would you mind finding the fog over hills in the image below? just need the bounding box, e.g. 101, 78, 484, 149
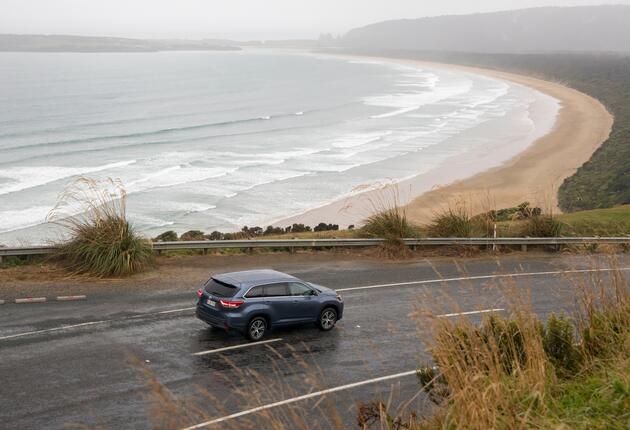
0, 34, 241, 52
341, 5, 630, 53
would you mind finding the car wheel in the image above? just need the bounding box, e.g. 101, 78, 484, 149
247, 317, 267, 341
318, 308, 337, 331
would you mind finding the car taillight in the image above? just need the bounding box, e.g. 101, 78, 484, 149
219, 299, 244, 309
196, 289, 203, 298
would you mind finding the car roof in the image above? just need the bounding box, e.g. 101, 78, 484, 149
212, 269, 299, 288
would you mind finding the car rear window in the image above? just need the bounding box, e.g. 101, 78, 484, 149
204, 279, 238, 298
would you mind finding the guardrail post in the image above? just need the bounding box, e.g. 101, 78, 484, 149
521, 244, 528, 252
0, 255, 3, 264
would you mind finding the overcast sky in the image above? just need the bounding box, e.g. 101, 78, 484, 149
2, 1, 630, 40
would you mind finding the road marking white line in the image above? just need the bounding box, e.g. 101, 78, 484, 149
179, 369, 417, 429
437, 308, 505, 318
193, 338, 283, 356
0, 307, 195, 341
2, 267, 627, 341
157, 307, 195, 315
336, 267, 630, 293
0, 320, 111, 341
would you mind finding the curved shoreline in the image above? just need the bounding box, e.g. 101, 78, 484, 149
278, 55, 613, 227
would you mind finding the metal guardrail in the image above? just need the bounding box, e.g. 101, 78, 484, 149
0, 237, 628, 259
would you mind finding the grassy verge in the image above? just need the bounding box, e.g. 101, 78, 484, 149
357, 264, 630, 429
558, 205, 630, 236
544, 356, 630, 429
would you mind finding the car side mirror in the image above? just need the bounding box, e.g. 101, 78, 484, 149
310, 290, 319, 296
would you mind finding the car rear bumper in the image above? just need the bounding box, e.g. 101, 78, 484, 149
196, 303, 247, 331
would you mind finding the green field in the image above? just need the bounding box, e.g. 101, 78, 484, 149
558, 205, 630, 236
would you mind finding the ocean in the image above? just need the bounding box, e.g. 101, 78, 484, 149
0, 50, 559, 244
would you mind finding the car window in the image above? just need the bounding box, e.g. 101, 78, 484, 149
245, 285, 264, 298
204, 279, 238, 298
263, 283, 289, 297
288, 282, 312, 296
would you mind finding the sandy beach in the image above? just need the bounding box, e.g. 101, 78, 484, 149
279, 56, 613, 227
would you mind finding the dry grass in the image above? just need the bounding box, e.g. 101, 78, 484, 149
368, 259, 630, 429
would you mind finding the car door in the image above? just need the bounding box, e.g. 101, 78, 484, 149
261, 282, 293, 325
287, 282, 320, 323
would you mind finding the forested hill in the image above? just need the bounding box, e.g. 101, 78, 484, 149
341, 5, 630, 54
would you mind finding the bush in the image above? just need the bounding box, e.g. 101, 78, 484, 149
263, 226, 285, 236
153, 231, 178, 242
542, 314, 582, 377
522, 215, 564, 237
241, 226, 263, 237
313, 223, 339, 232
428, 207, 475, 237
180, 230, 206, 241
286, 223, 312, 233
362, 206, 416, 239
49, 177, 154, 277
206, 231, 224, 240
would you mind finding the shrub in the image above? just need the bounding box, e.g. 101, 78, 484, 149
49, 177, 154, 277
428, 207, 475, 237
541, 314, 582, 377
313, 223, 339, 232
362, 206, 416, 239
486, 202, 542, 222
286, 223, 311, 233
206, 231, 224, 241
263, 226, 285, 236
180, 230, 206, 241
153, 231, 178, 242
522, 215, 564, 237
241, 226, 263, 237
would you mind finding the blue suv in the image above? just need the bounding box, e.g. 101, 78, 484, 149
196, 269, 344, 340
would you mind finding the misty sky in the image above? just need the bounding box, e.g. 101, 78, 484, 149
2, 0, 630, 40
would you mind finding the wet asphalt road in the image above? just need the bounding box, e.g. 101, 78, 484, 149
1, 254, 628, 429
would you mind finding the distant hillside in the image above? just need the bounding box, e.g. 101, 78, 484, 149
0, 34, 241, 52
342, 5, 630, 53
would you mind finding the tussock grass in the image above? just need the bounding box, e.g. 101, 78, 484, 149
427, 207, 476, 238
521, 214, 564, 237
361, 186, 418, 257
48, 177, 154, 277
361, 207, 417, 240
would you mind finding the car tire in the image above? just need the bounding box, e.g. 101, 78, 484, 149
247, 317, 267, 341
318, 307, 337, 331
